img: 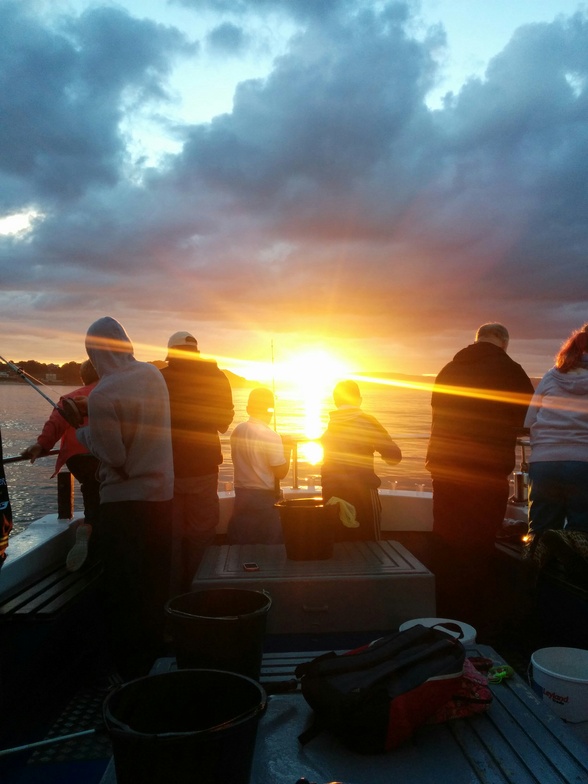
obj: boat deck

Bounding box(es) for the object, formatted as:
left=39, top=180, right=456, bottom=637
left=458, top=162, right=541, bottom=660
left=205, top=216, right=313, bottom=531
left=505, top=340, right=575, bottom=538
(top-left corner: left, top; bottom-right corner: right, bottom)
left=3, top=634, right=587, bottom=784
left=97, top=645, right=588, bottom=784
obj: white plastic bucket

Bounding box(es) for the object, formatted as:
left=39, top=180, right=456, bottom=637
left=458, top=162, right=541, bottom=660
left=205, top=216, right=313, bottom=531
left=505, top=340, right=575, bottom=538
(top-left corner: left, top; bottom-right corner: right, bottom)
left=399, top=618, right=477, bottom=647
left=530, top=647, right=588, bottom=723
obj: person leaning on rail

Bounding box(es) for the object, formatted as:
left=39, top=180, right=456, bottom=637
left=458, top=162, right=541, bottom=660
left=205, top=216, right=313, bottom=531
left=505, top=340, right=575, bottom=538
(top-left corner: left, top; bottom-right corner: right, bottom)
left=320, top=380, right=402, bottom=541
left=227, top=387, right=293, bottom=545
left=21, top=359, right=101, bottom=571
left=523, top=322, right=588, bottom=585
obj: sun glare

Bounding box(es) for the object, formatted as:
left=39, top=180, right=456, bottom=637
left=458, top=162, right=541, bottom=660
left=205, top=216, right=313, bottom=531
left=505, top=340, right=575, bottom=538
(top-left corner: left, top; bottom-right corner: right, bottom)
left=204, top=346, right=354, bottom=464
left=275, top=348, right=351, bottom=457
left=299, top=439, right=323, bottom=466
left=0, top=210, right=41, bottom=236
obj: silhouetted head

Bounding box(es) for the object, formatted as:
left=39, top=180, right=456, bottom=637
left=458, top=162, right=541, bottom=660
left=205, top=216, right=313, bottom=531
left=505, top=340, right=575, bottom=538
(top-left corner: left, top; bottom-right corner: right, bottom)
left=247, top=387, right=275, bottom=421
left=166, top=331, right=200, bottom=362
left=475, top=323, right=509, bottom=351
left=333, top=380, right=361, bottom=408
left=85, top=317, right=134, bottom=378
left=80, top=359, right=98, bottom=385
left=555, top=323, right=588, bottom=372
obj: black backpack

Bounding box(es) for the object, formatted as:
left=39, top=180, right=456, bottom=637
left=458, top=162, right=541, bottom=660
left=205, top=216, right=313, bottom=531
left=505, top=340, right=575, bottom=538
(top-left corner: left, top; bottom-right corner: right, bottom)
left=295, top=624, right=466, bottom=753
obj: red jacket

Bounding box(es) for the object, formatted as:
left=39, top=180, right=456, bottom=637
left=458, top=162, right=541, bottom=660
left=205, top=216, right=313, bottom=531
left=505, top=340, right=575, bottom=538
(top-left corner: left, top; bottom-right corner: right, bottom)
left=36, top=381, right=98, bottom=476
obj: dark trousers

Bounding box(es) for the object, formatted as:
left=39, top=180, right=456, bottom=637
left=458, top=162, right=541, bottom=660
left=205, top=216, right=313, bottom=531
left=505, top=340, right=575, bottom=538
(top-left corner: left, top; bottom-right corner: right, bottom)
left=171, top=474, right=220, bottom=596
left=430, top=474, right=511, bottom=639
left=94, top=499, right=172, bottom=680
left=322, top=481, right=382, bottom=540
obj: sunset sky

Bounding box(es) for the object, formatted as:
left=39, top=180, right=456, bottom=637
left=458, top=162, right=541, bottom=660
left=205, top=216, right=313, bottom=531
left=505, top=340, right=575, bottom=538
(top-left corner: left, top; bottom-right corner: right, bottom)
left=1, top=0, right=587, bottom=384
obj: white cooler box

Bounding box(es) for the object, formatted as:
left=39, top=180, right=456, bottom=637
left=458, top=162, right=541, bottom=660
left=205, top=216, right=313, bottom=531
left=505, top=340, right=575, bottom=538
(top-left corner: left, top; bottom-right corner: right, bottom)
left=194, top=540, right=435, bottom=634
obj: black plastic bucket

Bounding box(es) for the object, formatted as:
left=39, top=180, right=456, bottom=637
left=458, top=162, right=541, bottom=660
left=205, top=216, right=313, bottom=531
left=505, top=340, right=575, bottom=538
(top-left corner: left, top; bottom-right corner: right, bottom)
left=103, top=669, right=266, bottom=784
left=165, top=589, right=272, bottom=679
left=275, top=497, right=336, bottom=560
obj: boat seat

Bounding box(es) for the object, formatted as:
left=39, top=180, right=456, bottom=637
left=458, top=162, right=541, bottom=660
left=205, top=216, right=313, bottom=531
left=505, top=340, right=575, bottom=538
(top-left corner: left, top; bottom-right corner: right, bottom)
left=0, top=560, right=103, bottom=621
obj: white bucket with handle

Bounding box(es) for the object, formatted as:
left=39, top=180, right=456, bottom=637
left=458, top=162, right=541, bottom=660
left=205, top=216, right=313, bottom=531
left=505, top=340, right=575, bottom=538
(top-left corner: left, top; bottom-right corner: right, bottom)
left=399, top=617, right=477, bottom=647
left=530, top=647, right=588, bottom=723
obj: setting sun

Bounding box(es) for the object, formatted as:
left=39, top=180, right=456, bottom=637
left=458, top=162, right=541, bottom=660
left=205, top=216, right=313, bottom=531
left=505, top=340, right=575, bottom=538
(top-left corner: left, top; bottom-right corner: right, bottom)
left=275, top=348, right=351, bottom=395
left=274, top=348, right=352, bottom=463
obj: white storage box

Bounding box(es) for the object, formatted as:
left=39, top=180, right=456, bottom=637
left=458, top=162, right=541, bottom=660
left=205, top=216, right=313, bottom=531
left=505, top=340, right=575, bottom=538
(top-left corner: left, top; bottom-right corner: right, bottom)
left=194, top=541, right=435, bottom=634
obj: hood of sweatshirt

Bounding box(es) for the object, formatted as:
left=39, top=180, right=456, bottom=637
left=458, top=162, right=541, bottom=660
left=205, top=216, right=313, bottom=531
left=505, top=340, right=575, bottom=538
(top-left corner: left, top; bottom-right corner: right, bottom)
left=544, top=365, right=588, bottom=395
left=328, top=406, right=363, bottom=423
left=85, top=316, right=136, bottom=378
left=450, top=341, right=505, bottom=365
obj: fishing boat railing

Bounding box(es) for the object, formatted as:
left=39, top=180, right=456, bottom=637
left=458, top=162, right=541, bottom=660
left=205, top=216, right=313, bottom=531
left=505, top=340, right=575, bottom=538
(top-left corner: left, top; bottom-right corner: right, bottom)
left=284, top=434, right=432, bottom=491
left=3, top=436, right=532, bottom=515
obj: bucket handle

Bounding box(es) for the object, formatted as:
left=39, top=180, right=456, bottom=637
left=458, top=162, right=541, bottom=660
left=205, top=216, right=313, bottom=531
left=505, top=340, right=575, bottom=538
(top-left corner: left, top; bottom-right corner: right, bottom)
left=107, top=701, right=267, bottom=740
left=169, top=590, right=272, bottom=622
left=169, top=609, right=241, bottom=622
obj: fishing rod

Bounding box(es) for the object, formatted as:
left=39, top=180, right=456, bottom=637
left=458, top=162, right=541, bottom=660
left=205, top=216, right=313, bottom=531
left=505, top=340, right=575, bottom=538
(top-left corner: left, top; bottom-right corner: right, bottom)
left=271, top=339, right=277, bottom=431
left=2, top=450, right=59, bottom=465
left=0, top=354, right=82, bottom=428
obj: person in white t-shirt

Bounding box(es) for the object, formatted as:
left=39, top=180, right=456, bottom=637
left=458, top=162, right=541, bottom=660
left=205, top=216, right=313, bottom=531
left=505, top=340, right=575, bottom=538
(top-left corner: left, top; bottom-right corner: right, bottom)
left=227, top=388, right=292, bottom=544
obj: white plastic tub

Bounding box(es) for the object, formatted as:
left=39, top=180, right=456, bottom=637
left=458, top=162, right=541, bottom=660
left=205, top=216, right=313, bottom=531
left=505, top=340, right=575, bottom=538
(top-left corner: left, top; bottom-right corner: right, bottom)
left=531, top=647, right=588, bottom=723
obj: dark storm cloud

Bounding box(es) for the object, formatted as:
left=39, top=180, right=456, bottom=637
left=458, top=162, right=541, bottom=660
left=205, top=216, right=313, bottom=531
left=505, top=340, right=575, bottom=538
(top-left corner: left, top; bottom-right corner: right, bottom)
left=174, top=0, right=354, bottom=22
left=2, top=0, right=588, bottom=371
left=173, top=3, right=440, bottom=207
left=0, top=1, right=193, bottom=205
left=163, top=4, right=588, bottom=339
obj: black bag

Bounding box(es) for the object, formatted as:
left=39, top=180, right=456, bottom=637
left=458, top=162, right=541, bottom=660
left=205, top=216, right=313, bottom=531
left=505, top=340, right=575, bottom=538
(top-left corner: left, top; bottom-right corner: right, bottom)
left=295, top=624, right=466, bottom=753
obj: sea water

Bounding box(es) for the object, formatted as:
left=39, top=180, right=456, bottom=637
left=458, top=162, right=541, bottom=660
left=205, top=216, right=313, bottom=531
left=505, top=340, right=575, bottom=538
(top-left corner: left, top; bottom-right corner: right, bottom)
left=0, top=382, right=433, bottom=530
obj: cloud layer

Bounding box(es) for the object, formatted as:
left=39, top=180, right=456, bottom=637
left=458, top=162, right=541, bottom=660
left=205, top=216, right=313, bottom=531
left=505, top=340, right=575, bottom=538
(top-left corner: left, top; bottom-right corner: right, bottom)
left=1, top=0, right=587, bottom=375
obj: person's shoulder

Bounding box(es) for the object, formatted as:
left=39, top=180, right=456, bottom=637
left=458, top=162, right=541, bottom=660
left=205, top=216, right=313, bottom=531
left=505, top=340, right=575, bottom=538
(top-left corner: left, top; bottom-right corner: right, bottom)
left=357, top=410, right=386, bottom=429
left=138, top=360, right=164, bottom=375
left=500, top=353, right=532, bottom=378
left=189, top=358, right=228, bottom=381
left=66, top=380, right=98, bottom=397
left=133, top=361, right=169, bottom=387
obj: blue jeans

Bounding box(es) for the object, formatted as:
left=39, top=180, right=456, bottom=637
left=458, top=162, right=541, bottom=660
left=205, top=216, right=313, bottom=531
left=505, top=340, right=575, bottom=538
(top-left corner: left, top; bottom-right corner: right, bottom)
left=528, top=461, right=588, bottom=535
left=227, top=488, right=283, bottom=545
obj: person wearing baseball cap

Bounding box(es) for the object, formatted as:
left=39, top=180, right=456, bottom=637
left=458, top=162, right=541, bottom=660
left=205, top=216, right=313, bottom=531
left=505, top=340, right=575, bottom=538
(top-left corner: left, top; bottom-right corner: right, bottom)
left=160, top=330, right=234, bottom=593
left=227, top=388, right=293, bottom=545
left=165, top=331, right=199, bottom=359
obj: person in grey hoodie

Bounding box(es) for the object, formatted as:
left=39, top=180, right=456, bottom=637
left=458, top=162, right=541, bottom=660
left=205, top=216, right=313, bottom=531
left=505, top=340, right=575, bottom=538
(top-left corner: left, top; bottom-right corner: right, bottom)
left=525, top=323, right=588, bottom=539
left=76, top=316, right=174, bottom=680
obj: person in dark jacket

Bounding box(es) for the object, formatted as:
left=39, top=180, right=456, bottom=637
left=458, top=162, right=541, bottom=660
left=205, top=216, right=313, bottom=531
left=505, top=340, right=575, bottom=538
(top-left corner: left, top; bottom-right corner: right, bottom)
left=425, top=323, right=534, bottom=631
left=161, top=331, right=234, bottom=593
left=321, top=380, right=402, bottom=540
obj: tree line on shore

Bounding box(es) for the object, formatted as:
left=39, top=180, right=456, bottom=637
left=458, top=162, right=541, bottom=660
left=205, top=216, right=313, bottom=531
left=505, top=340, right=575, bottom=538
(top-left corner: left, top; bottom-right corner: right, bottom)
left=0, top=359, right=250, bottom=388
left=0, top=360, right=85, bottom=385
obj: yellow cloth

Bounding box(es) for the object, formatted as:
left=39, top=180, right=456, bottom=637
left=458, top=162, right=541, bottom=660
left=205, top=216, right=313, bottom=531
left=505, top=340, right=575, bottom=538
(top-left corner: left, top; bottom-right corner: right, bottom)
left=325, top=496, right=359, bottom=528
